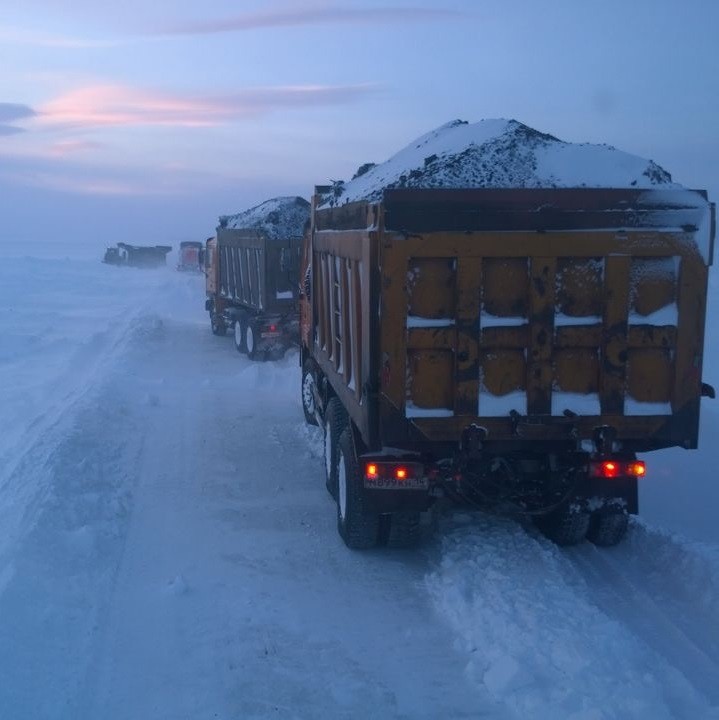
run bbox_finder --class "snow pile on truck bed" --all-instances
[219,196,310,239]
[320,119,679,206]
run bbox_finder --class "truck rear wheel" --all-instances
[586,509,629,547]
[323,397,347,498]
[302,360,319,426]
[245,322,259,360]
[336,428,380,549]
[534,505,590,547]
[233,316,248,354]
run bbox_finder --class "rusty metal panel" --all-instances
[554,349,599,394]
[527,257,556,415]
[480,350,526,397]
[554,327,602,348]
[556,258,604,317]
[627,349,673,403]
[674,257,709,416]
[407,257,456,318]
[480,327,529,349]
[482,257,529,316]
[601,255,631,414]
[455,257,481,416]
[407,350,454,413]
[379,237,409,414]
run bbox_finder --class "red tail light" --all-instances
[364,461,422,482]
[269,324,277,332]
[590,459,646,479]
[599,461,619,478]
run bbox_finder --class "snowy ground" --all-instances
[0,253,718,719]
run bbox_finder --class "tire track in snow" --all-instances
[567,533,719,708]
[426,514,717,720]
[0,313,166,579]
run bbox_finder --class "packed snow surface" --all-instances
[219,195,310,240]
[320,118,678,206]
[0,253,718,719]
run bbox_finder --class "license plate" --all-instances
[364,477,428,490]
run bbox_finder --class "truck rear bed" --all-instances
[311,188,714,453]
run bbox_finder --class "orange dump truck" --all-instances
[300,187,715,548]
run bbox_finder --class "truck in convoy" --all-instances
[205,197,309,360]
[103,242,172,268]
[177,240,203,272]
[299,187,715,548]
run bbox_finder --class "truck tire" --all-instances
[336,427,380,549]
[233,316,248,354]
[385,512,422,548]
[586,509,629,547]
[323,397,347,498]
[534,505,590,547]
[245,321,259,360]
[210,311,226,336]
[301,360,319,426]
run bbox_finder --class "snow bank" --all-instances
[219,196,310,240]
[320,118,678,207]
[427,514,717,719]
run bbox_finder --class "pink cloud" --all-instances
[35,83,377,130]
[47,139,105,157]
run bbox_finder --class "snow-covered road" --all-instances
[0,263,717,719]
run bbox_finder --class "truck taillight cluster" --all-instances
[365,461,421,482]
[590,460,646,479]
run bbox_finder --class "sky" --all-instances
[0,0,718,255]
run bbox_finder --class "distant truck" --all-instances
[177,241,203,272]
[300,187,715,548]
[204,214,305,359]
[103,242,172,268]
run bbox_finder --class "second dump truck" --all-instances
[205,197,309,360]
[300,187,715,548]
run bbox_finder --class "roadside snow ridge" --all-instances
[219,196,310,240]
[320,118,678,207]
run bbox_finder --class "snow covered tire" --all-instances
[302,360,319,426]
[245,322,259,360]
[586,509,629,547]
[336,428,380,549]
[534,506,590,547]
[233,316,248,354]
[323,397,348,498]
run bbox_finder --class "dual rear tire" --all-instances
[233,316,247,353]
[233,315,260,360]
[534,505,629,547]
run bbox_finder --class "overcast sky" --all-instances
[1,0,717,254]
